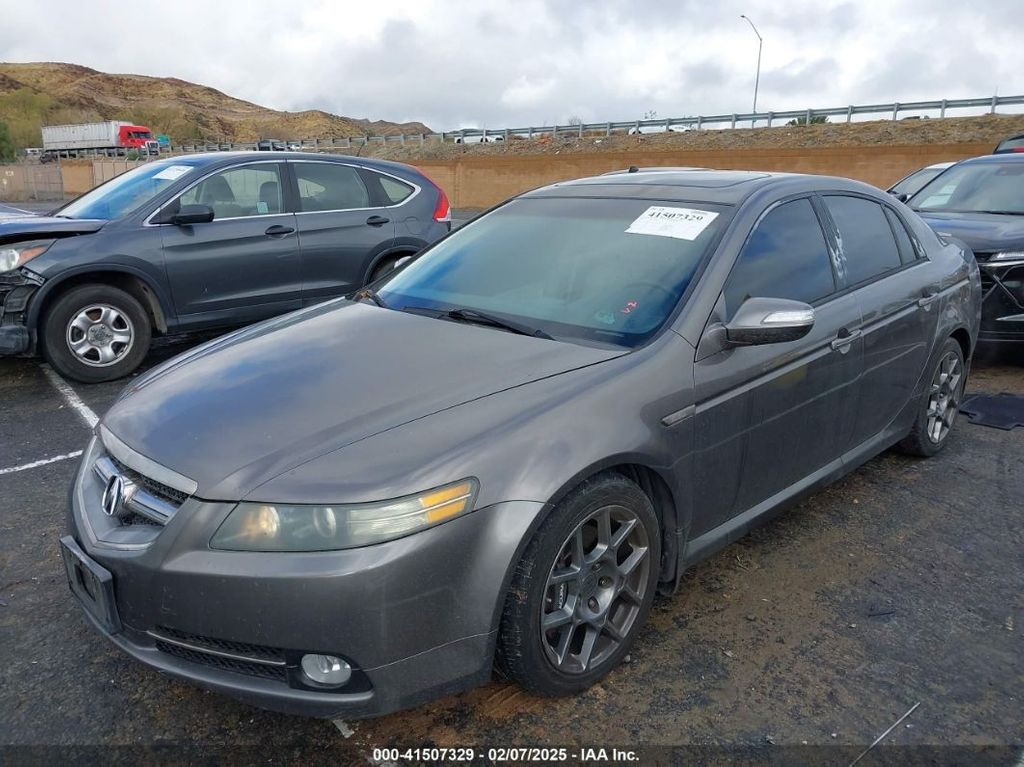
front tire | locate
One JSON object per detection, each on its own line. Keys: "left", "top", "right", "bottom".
{"left": 41, "top": 284, "right": 151, "bottom": 383}
{"left": 497, "top": 472, "right": 660, "bottom": 696}
{"left": 898, "top": 337, "right": 966, "bottom": 457}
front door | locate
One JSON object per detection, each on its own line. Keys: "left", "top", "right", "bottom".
{"left": 691, "top": 197, "right": 863, "bottom": 537}
{"left": 160, "top": 162, "right": 303, "bottom": 327}
{"left": 290, "top": 161, "right": 397, "bottom": 303}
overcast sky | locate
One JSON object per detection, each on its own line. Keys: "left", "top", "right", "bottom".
{"left": 1, "top": 0, "right": 1022, "bottom": 131}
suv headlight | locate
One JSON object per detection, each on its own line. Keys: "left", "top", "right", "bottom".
{"left": 210, "top": 479, "right": 479, "bottom": 551}
{"left": 0, "top": 240, "right": 54, "bottom": 273}
{"left": 989, "top": 251, "right": 1024, "bottom": 263}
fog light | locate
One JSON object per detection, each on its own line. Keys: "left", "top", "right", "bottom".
{"left": 301, "top": 653, "right": 351, "bottom": 687}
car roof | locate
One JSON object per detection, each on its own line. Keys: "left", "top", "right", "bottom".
{"left": 166, "top": 151, "right": 417, "bottom": 175}
{"left": 956, "top": 152, "right": 1024, "bottom": 165}
{"left": 523, "top": 169, "right": 878, "bottom": 205}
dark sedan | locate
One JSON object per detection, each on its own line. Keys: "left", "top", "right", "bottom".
{"left": 908, "top": 153, "right": 1024, "bottom": 342}
{"left": 62, "top": 170, "right": 980, "bottom": 719}
{"left": 0, "top": 152, "right": 451, "bottom": 381}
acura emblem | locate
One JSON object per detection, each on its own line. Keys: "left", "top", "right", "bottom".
{"left": 102, "top": 475, "right": 125, "bottom": 517}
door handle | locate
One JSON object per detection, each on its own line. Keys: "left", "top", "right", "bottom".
{"left": 918, "top": 289, "right": 940, "bottom": 308}
{"left": 265, "top": 225, "right": 295, "bottom": 237}
{"left": 830, "top": 328, "right": 862, "bottom": 352}
{"left": 366, "top": 215, "right": 390, "bottom": 227}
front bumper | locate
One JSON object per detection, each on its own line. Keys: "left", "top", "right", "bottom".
{"left": 0, "top": 272, "right": 40, "bottom": 355}
{"left": 978, "top": 259, "right": 1024, "bottom": 341}
{"left": 65, "top": 438, "right": 544, "bottom": 718}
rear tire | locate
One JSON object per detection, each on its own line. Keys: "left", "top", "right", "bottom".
{"left": 898, "top": 337, "right": 965, "bottom": 457}
{"left": 41, "top": 284, "right": 151, "bottom": 383}
{"left": 497, "top": 472, "right": 660, "bottom": 696}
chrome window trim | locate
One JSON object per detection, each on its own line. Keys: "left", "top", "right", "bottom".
{"left": 99, "top": 425, "right": 198, "bottom": 495}
{"left": 290, "top": 159, "right": 422, "bottom": 214}
{"left": 143, "top": 159, "right": 287, "bottom": 227}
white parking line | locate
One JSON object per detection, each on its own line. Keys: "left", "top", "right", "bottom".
{"left": 0, "top": 450, "right": 83, "bottom": 476}
{"left": 41, "top": 364, "right": 99, "bottom": 429}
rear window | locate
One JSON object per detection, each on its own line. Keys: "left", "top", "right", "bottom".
{"left": 378, "top": 175, "right": 414, "bottom": 204}
{"left": 994, "top": 135, "right": 1024, "bottom": 153}
{"left": 824, "top": 196, "right": 902, "bottom": 285}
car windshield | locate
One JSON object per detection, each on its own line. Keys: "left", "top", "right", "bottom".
{"left": 377, "top": 196, "right": 728, "bottom": 348}
{"left": 890, "top": 166, "right": 947, "bottom": 198}
{"left": 911, "top": 160, "right": 1024, "bottom": 214}
{"left": 55, "top": 160, "right": 202, "bottom": 220}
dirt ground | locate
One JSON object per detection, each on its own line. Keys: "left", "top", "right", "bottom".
{"left": 0, "top": 332, "right": 1021, "bottom": 763}
{"left": 340, "top": 113, "right": 1024, "bottom": 164}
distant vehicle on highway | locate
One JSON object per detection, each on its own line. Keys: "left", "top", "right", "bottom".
{"left": 40, "top": 121, "right": 159, "bottom": 162}
{"left": 908, "top": 153, "right": 1024, "bottom": 343}
{"left": 454, "top": 133, "right": 504, "bottom": 144}
{"left": 993, "top": 133, "right": 1024, "bottom": 154}
{"left": 887, "top": 161, "right": 955, "bottom": 201}
{"left": 60, "top": 169, "right": 978, "bottom": 719}
{"left": 256, "top": 139, "right": 287, "bottom": 151}
{"left": 0, "top": 152, "right": 451, "bottom": 381}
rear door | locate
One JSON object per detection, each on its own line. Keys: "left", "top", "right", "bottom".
{"left": 691, "top": 197, "right": 863, "bottom": 534}
{"left": 819, "top": 194, "right": 941, "bottom": 448}
{"left": 159, "top": 162, "right": 302, "bottom": 326}
{"left": 289, "top": 161, "right": 398, "bottom": 303}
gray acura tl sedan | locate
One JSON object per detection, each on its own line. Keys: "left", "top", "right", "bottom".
{"left": 61, "top": 170, "right": 981, "bottom": 718}
{"left": 0, "top": 152, "right": 450, "bottom": 382}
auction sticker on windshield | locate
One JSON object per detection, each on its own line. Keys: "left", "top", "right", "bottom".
{"left": 153, "top": 165, "right": 192, "bottom": 181}
{"left": 625, "top": 206, "right": 718, "bottom": 241}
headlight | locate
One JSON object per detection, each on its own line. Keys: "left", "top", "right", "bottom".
{"left": 989, "top": 251, "right": 1024, "bottom": 263}
{"left": 0, "top": 240, "right": 54, "bottom": 273}
{"left": 210, "top": 479, "right": 479, "bottom": 552}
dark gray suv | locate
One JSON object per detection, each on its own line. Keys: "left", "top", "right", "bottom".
{"left": 62, "top": 170, "right": 980, "bottom": 719}
{"left": 0, "top": 152, "right": 451, "bottom": 381}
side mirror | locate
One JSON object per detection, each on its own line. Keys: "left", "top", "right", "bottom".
{"left": 725, "top": 297, "right": 815, "bottom": 345}
{"left": 173, "top": 204, "right": 215, "bottom": 225}
{"left": 888, "top": 190, "right": 910, "bottom": 203}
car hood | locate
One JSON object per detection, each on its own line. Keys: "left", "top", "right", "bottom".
{"left": 0, "top": 216, "right": 106, "bottom": 245}
{"left": 916, "top": 211, "right": 1024, "bottom": 253}
{"left": 103, "top": 301, "right": 625, "bottom": 500}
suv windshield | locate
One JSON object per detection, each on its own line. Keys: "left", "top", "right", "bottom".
{"left": 911, "top": 160, "right": 1024, "bottom": 214}
{"left": 55, "top": 160, "right": 202, "bottom": 220}
{"left": 377, "top": 196, "right": 728, "bottom": 348}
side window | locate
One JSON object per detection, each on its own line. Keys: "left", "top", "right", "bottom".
{"left": 377, "top": 174, "right": 415, "bottom": 204}
{"left": 884, "top": 207, "right": 918, "bottom": 264}
{"left": 824, "top": 196, "right": 903, "bottom": 284}
{"left": 724, "top": 198, "right": 835, "bottom": 316}
{"left": 295, "top": 163, "right": 370, "bottom": 211}
{"left": 179, "top": 165, "right": 283, "bottom": 219}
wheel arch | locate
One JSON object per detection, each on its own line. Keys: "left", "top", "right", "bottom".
{"left": 29, "top": 268, "right": 171, "bottom": 346}
{"left": 364, "top": 242, "right": 426, "bottom": 286}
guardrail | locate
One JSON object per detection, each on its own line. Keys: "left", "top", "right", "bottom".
{"left": 30, "top": 94, "right": 1024, "bottom": 160}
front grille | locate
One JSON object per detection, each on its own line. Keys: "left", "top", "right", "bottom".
{"left": 155, "top": 626, "right": 285, "bottom": 664}
{"left": 154, "top": 640, "right": 288, "bottom": 682}
{"left": 110, "top": 456, "right": 189, "bottom": 507}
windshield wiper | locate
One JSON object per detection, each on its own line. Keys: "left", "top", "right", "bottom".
{"left": 974, "top": 210, "right": 1024, "bottom": 216}
{"left": 353, "top": 288, "right": 388, "bottom": 308}
{"left": 444, "top": 307, "right": 554, "bottom": 340}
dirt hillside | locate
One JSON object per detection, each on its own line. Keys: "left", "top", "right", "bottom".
{"left": 0, "top": 62, "right": 431, "bottom": 147}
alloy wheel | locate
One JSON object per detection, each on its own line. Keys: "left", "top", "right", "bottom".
{"left": 66, "top": 303, "right": 135, "bottom": 367}
{"left": 540, "top": 504, "right": 651, "bottom": 674}
{"left": 926, "top": 350, "right": 962, "bottom": 444}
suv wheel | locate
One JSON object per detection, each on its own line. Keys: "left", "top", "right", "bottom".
{"left": 497, "top": 472, "right": 660, "bottom": 696}
{"left": 42, "top": 284, "right": 152, "bottom": 383}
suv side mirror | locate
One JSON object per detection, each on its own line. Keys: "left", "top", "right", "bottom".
{"left": 888, "top": 190, "right": 910, "bottom": 203}
{"left": 173, "top": 204, "right": 215, "bottom": 225}
{"left": 725, "top": 297, "right": 815, "bottom": 345}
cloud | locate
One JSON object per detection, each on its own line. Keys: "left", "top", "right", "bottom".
{"left": 1, "top": 0, "right": 1021, "bottom": 131}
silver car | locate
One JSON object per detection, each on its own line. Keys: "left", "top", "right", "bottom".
{"left": 62, "top": 170, "right": 981, "bottom": 718}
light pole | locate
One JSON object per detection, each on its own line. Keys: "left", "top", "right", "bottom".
{"left": 740, "top": 14, "right": 762, "bottom": 127}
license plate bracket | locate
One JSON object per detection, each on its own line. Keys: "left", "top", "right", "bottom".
{"left": 60, "top": 535, "right": 122, "bottom": 635}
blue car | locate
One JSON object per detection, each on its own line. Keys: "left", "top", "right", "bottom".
{"left": 908, "top": 153, "right": 1024, "bottom": 344}
{"left": 0, "top": 152, "right": 451, "bottom": 381}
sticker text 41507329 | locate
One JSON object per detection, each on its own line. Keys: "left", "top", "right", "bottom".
{"left": 625, "top": 206, "right": 719, "bottom": 241}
